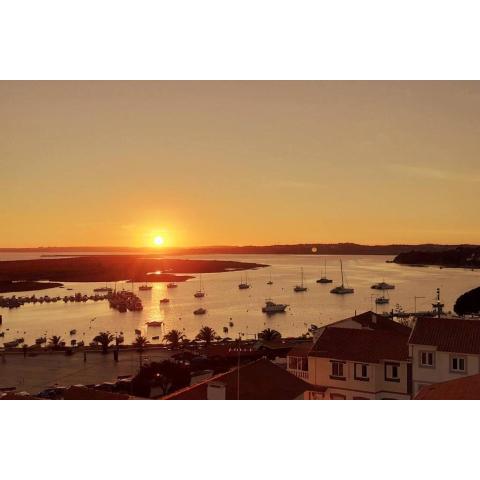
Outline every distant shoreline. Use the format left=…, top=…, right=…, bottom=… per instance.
left=1, top=243, right=478, bottom=256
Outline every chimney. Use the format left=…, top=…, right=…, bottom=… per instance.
left=371, top=313, right=377, bottom=325
left=207, top=381, right=226, bottom=400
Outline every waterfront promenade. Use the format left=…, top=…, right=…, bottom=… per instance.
left=0, top=349, right=173, bottom=394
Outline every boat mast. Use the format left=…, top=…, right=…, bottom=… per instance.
left=340, top=259, right=344, bottom=288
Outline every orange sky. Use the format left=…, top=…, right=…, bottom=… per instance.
left=1, top=81, right=480, bottom=248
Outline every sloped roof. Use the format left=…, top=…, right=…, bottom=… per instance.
left=310, top=327, right=410, bottom=363
left=163, top=358, right=311, bottom=400
left=415, top=374, right=480, bottom=400
left=409, top=317, right=480, bottom=354
left=328, top=311, right=411, bottom=335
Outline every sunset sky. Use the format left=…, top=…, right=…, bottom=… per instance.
left=1, top=81, right=480, bottom=248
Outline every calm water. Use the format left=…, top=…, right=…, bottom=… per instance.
left=1, top=253, right=479, bottom=345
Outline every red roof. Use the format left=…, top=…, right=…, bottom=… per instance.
left=409, top=317, right=480, bottom=354
left=329, top=311, right=411, bottom=335
left=163, top=358, right=311, bottom=400
left=415, top=374, right=480, bottom=400
left=287, top=342, right=313, bottom=358
left=310, top=327, right=410, bottom=363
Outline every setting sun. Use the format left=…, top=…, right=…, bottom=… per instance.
left=154, top=236, right=164, bottom=246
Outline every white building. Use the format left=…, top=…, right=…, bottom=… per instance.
left=301, top=325, right=412, bottom=399
left=409, top=316, right=480, bottom=396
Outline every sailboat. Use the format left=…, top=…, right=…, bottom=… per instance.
left=330, top=260, right=354, bottom=294
left=294, top=267, right=308, bottom=292
left=317, top=258, right=333, bottom=283
left=194, top=274, right=206, bottom=298
left=238, top=273, right=250, bottom=289
left=267, top=272, right=273, bottom=285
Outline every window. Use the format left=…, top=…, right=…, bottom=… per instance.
left=330, top=393, right=346, bottom=400
left=450, top=355, right=467, bottom=373
left=419, top=351, right=435, bottom=368
left=288, top=356, right=308, bottom=371
left=385, top=362, right=400, bottom=382
left=354, top=363, right=369, bottom=381
left=330, top=361, right=345, bottom=379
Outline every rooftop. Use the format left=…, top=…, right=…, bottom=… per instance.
left=163, top=358, right=311, bottom=400
left=409, top=316, right=480, bottom=354
left=415, top=374, right=480, bottom=400
left=310, top=327, right=410, bottom=363
left=328, top=310, right=412, bottom=335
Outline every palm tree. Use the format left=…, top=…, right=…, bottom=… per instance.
left=133, top=335, right=150, bottom=352
left=258, top=328, right=281, bottom=341
left=196, top=326, right=217, bottom=346
left=49, top=335, right=63, bottom=349
left=163, top=329, right=185, bottom=348
left=93, top=331, right=114, bottom=354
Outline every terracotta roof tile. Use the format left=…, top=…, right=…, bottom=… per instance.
left=415, top=374, right=480, bottom=400
left=409, top=317, right=480, bottom=354
left=163, top=358, right=311, bottom=400
left=310, top=327, right=409, bottom=363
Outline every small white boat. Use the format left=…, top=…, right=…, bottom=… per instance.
left=166, top=283, right=178, bottom=289
left=267, top=272, right=273, bottom=285
left=160, top=298, right=170, bottom=304
left=294, top=268, right=308, bottom=292
left=262, top=300, right=288, bottom=314
left=146, top=321, right=163, bottom=327
left=139, top=283, right=153, bottom=291
left=193, top=307, right=207, bottom=315
left=371, top=281, right=395, bottom=290
left=375, top=296, right=389, bottom=305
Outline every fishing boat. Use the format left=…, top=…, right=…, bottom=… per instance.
left=294, top=268, right=308, bottom=292
left=193, top=307, right=207, bottom=315
left=317, top=258, right=333, bottom=283
left=160, top=298, right=170, bottom=304
left=194, top=275, right=206, bottom=298
left=371, top=281, right=395, bottom=290
left=139, top=282, right=153, bottom=291
left=262, top=299, right=288, bottom=314
left=330, top=260, right=354, bottom=294
left=238, top=274, right=250, bottom=289
left=167, top=282, right=178, bottom=289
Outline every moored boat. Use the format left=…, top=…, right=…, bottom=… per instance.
left=262, top=300, right=288, bottom=314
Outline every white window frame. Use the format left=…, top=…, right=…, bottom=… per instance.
left=450, top=355, right=467, bottom=374
left=331, top=361, right=345, bottom=379
left=419, top=350, right=435, bottom=368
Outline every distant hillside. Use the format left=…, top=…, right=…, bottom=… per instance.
left=394, top=246, right=480, bottom=268
left=1, top=243, right=477, bottom=256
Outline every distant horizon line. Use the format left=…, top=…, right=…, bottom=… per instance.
left=0, top=242, right=478, bottom=252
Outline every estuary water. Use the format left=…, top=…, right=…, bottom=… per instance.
left=1, top=253, right=479, bottom=346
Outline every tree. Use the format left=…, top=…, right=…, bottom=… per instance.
left=131, top=360, right=190, bottom=397
left=49, top=335, right=63, bottom=350
left=133, top=335, right=150, bottom=352
left=163, top=329, right=186, bottom=348
left=258, top=328, right=281, bottom=341
left=454, top=287, right=480, bottom=316
left=196, top=326, right=216, bottom=346
left=93, top=331, right=114, bottom=354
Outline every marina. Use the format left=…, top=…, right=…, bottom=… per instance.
left=0, top=252, right=479, bottom=347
